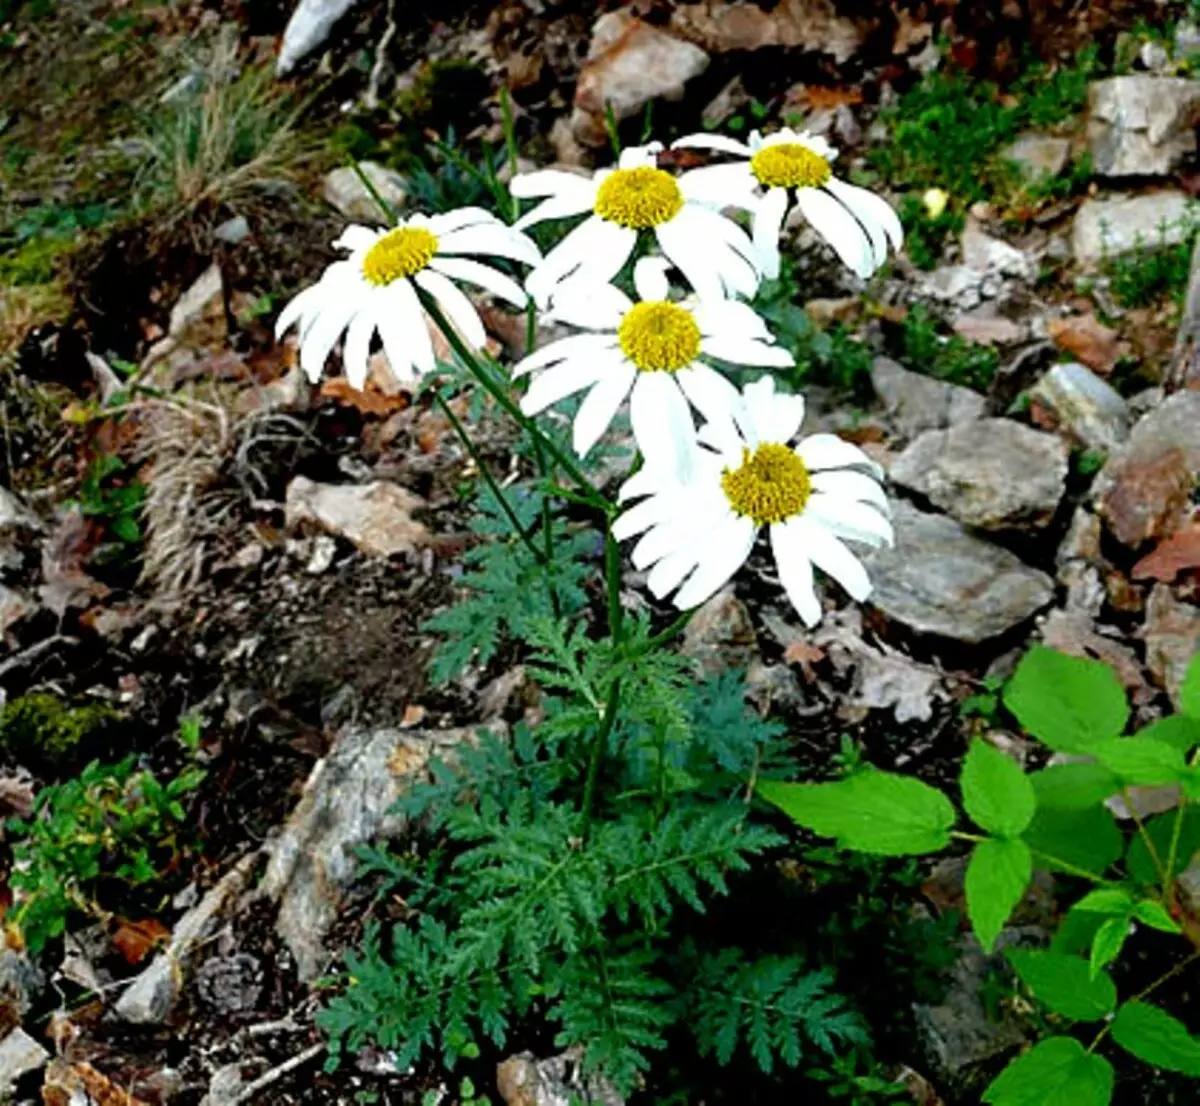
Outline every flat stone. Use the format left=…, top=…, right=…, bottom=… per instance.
left=1001, top=132, right=1072, bottom=179
left=669, top=0, right=864, bottom=63
left=961, top=220, right=1037, bottom=282
left=951, top=310, right=1023, bottom=346
left=1046, top=313, right=1129, bottom=375
left=571, top=12, right=709, bottom=147
left=277, top=0, right=360, bottom=75
left=0, top=1028, right=48, bottom=1097
left=1029, top=362, right=1131, bottom=453
left=680, top=587, right=758, bottom=676
left=1088, top=76, right=1200, bottom=177
left=321, top=162, right=406, bottom=224
left=890, top=418, right=1068, bottom=531
left=497, top=1049, right=624, bottom=1106
left=1094, top=391, right=1200, bottom=546
left=1145, top=584, right=1200, bottom=711
left=870, top=356, right=986, bottom=441
left=863, top=501, right=1054, bottom=642
left=1072, top=191, right=1193, bottom=265
left=169, top=263, right=224, bottom=337
left=0, top=487, right=38, bottom=534
left=213, top=215, right=251, bottom=244
left=285, top=477, right=429, bottom=559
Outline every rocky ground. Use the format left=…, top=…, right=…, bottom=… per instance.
left=2, top=0, right=1200, bottom=1103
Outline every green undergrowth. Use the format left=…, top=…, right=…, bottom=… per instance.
left=0, top=692, right=120, bottom=773
left=1105, top=214, right=1199, bottom=309
left=901, top=304, right=1000, bottom=391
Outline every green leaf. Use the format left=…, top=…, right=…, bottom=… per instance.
left=1090, top=916, right=1130, bottom=978
left=1127, top=809, right=1200, bottom=885
left=982, top=1036, right=1113, bottom=1106
left=961, top=740, right=1035, bottom=837
left=1006, top=948, right=1117, bottom=1021
left=966, top=838, right=1032, bottom=953
left=1092, top=738, right=1187, bottom=786
left=1132, top=899, right=1182, bottom=934
left=1073, top=888, right=1133, bottom=915
left=111, top=514, right=141, bottom=544
left=1113, top=1001, right=1200, bottom=1076
left=1003, top=646, right=1129, bottom=753
left=756, top=771, right=956, bottom=856
left=1031, top=762, right=1119, bottom=811
left=1135, top=715, right=1200, bottom=754
left=1181, top=653, right=1200, bottom=721
left=1023, top=806, right=1123, bottom=878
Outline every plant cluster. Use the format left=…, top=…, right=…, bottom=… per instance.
left=72, top=453, right=146, bottom=548
left=0, top=691, right=119, bottom=771
left=1105, top=213, right=1199, bottom=309
left=762, top=646, right=1200, bottom=1106
left=901, top=304, right=999, bottom=391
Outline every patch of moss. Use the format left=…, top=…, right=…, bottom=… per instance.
left=0, top=234, right=75, bottom=286
left=0, top=693, right=120, bottom=771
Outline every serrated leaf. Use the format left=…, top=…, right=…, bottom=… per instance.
left=1003, top=646, right=1129, bottom=753
left=1073, top=888, right=1133, bottom=915
left=1127, top=809, right=1200, bottom=885
left=1135, top=715, right=1200, bottom=754
left=1005, top=949, right=1116, bottom=1021
left=1090, top=916, right=1130, bottom=978
left=1132, top=899, right=1182, bottom=934
left=966, top=838, right=1032, bottom=953
left=1112, top=1001, right=1200, bottom=1076
left=1092, top=738, right=1187, bottom=786
left=1030, top=762, right=1120, bottom=811
left=982, top=1036, right=1113, bottom=1106
left=962, top=740, right=1035, bottom=837
left=756, top=772, right=956, bottom=856
left=1181, top=653, right=1200, bottom=721
left=1023, top=806, right=1123, bottom=878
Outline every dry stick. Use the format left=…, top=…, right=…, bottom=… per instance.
left=228, top=1042, right=325, bottom=1105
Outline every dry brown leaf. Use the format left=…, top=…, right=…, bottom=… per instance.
left=400, top=703, right=427, bottom=728
left=111, top=918, right=171, bottom=966
left=1047, top=314, right=1129, bottom=375
left=319, top=378, right=409, bottom=418
left=800, top=85, right=863, bottom=109
left=783, top=639, right=825, bottom=681
left=43, top=1059, right=150, bottom=1106
left=1132, top=523, right=1200, bottom=582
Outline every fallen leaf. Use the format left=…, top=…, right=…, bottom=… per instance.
left=38, top=507, right=110, bottom=618
left=43, top=1059, right=150, bottom=1106
left=319, top=378, right=409, bottom=417
left=1133, top=523, right=1200, bottom=582
left=111, top=918, right=171, bottom=965
left=1047, top=314, right=1130, bottom=375
left=783, top=639, right=825, bottom=681
left=400, top=703, right=427, bottom=728
left=800, top=85, right=863, bottom=109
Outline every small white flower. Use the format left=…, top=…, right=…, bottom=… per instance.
left=511, top=143, right=760, bottom=308
left=673, top=128, right=903, bottom=281
left=513, top=258, right=792, bottom=462
left=613, top=376, right=892, bottom=625
left=275, top=208, right=540, bottom=387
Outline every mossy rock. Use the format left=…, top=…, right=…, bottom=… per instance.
left=0, top=693, right=119, bottom=771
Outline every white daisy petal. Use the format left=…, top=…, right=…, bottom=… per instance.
left=614, top=490, right=689, bottom=542
left=334, top=225, right=381, bottom=253
left=275, top=283, right=322, bottom=340
left=437, top=224, right=541, bottom=265
left=672, top=514, right=757, bottom=609
left=790, top=515, right=872, bottom=601
left=794, top=186, right=872, bottom=279
left=414, top=269, right=487, bottom=350
left=629, top=372, right=698, bottom=483
left=797, top=433, right=884, bottom=479
left=632, top=496, right=728, bottom=567
left=618, top=143, right=661, bottom=169
left=702, top=334, right=794, bottom=368
left=741, top=376, right=805, bottom=444
left=526, top=218, right=636, bottom=307
left=520, top=355, right=618, bottom=415
left=648, top=547, right=705, bottom=601
left=426, top=207, right=502, bottom=235
left=392, top=278, right=435, bottom=375
left=770, top=522, right=822, bottom=627
left=805, top=494, right=894, bottom=548
left=513, top=192, right=596, bottom=231
left=677, top=163, right=759, bottom=207
left=654, top=218, right=725, bottom=303
left=300, top=297, right=359, bottom=381
left=513, top=333, right=620, bottom=378
left=674, top=362, right=743, bottom=432
left=342, top=311, right=375, bottom=389
left=572, top=363, right=638, bottom=456
left=617, top=466, right=667, bottom=504
left=377, top=303, right=416, bottom=382
left=671, top=133, right=754, bottom=157
left=693, top=298, right=773, bottom=342
left=751, top=186, right=789, bottom=281
left=509, top=169, right=596, bottom=200
left=825, top=177, right=904, bottom=253
left=428, top=256, right=527, bottom=307
left=547, top=281, right=633, bottom=330
left=679, top=203, right=759, bottom=266
left=633, top=257, right=672, bottom=303
left=810, top=469, right=891, bottom=515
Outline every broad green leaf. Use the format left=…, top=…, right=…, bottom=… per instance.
left=1132, top=899, right=1182, bottom=934
left=756, top=771, right=956, bottom=856
left=982, top=1036, right=1113, bottom=1106
left=1003, top=646, right=1129, bottom=753
left=1112, top=1001, right=1200, bottom=1076
left=1092, top=738, right=1187, bottom=786
left=1023, top=806, right=1123, bottom=879
left=1031, top=762, right=1119, bottom=811
left=1135, top=715, right=1200, bottom=754
left=1005, top=948, right=1116, bottom=1021
left=1073, top=888, right=1134, bottom=915
left=1181, top=653, right=1200, bottom=721
left=1053, top=905, right=1112, bottom=956
left=966, top=838, right=1032, bottom=953
left=1183, top=767, right=1200, bottom=801
left=962, top=740, right=1035, bottom=837
left=1090, top=916, right=1130, bottom=978
left=1127, top=809, right=1200, bottom=885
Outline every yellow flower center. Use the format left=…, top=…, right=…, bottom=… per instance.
left=361, top=226, right=439, bottom=286
left=749, top=142, right=832, bottom=190
left=594, top=167, right=684, bottom=229
left=721, top=443, right=812, bottom=526
left=618, top=301, right=702, bottom=372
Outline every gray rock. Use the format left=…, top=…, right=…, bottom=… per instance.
left=0, top=585, right=34, bottom=637
left=285, top=477, right=429, bottom=559
left=1178, top=21, right=1200, bottom=58
left=870, top=357, right=986, bottom=441
left=1001, top=132, right=1072, bottom=179
left=960, top=220, right=1038, bottom=282
left=115, top=853, right=259, bottom=1023
left=1088, top=76, right=1200, bottom=177
left=921, top=219, right=1037, bottom=309
left=200, top=1062, right=247, bottom=1106
left=214, top=215, right=251, bottom=244
left=263, top=723, right=498, bottom=979
left=863, top=501, right=1055, bottom=642
left=890, top=419, right=1068, bottom=531
left=680, top=587, right=758, bottom=676
left=169, top=263, right=224, bottom=337
left=277, top=0, right=360, bottom=75
left=1029, top=362, right=1131, bottom=452
left=0, top=487, right=38, bottom=535
left=0, top=951, right=42, bottom=1016
left=0, top=1028, right=49, bottom=1097
left=497, top=1048, right=624, bottom=1106
left=1145, top=584, right=1200, bottom=711
left=194, top=953, right=263, bottom=1014
left=1072, top=191, right=1194, bottom=265
left=321, top=162, right=406, bottom=224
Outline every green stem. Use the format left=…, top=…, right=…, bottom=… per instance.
left=629, top=608, right=696, bottom=658
left=1123, top=786, right=1169, bottom=887
left=431, top=390, right=546, bottom=567
left=1166, top=800, right=1188, bottom=901
left=532, top=436, right=561, bottom=620
left=952, top=832, right=1117, bottom=885
left=1089, top=949, right=1200, bottom=1053
left=350, top=160, right=399, bottom=226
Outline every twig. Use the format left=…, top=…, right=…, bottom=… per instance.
left=0, top=635, right=77, bottom=680
left=228, top=1042, right=324, bottom=1104
left=365, top=0, right=397, bottom=111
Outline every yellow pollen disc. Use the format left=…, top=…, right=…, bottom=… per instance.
left=361, top=226, right=439, bottom=286
left=721, top=443, right=812, bottom=526
left=749, top=142, right=832, bottom=190
left=594, top=167, right=684, bottom=229
left=618, top=301, right=702, bottom=373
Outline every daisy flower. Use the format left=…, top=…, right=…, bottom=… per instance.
left=513, top=258, right=793, bottom=464
left=672, top=128, right=903, bottom=281
left=275, top=208, right=540, bottom=387
left=510, top=143, right=760, bottom=308
left=613, top=376, right=892, bottom=626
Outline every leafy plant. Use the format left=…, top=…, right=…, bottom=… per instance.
left=896, top=192, right=964, bottom=270
left=901, top=304, right=999, bottom=391
left=74, top=453, right=146, bottom=545
left=0, top=692, right=119, bottom=771
left=1106, top=214, right=1198, bottom=309
left=759, top=646, right=1200, bottom=1106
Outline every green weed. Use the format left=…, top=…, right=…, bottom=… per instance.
left=896, top=193, right=964, bottom=270
left=1105, top=216, right=1197, bottom=308
left=901, top=305, right=999, bottom=391
left=0, top=692, right=119, bottom=772
left=73, top=454, right=146, bottom=546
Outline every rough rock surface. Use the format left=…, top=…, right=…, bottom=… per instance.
left=1088, top=76, right=1200, bottom=177
left=1093, top=391, right=1200, bottom=546
left=1144, top=584, right=1200, bottom=710
left=1029, top=362, right=1130, bottom=452
left=497, top=1049, right=624, bottom=1106
left=571, top=12, right=709, bottom=147
left=890, top=418, right=1068, bottom=531
left=1001, top=132, right=1071, bottom=179
left=863, top=502, right=1055, bottom=642
left=0, top=585, right=34, bottom=637
left=262, top=724, right=499, bottom=979
left=870, top=357, right=986, bottom=441
left=285, top=477, right=429, bottom=559
left=1072, top=191, right=1193, bottom=265
left=276, top=0, right=359, bottom=75
left=0, top=1028, right=48, bottom=1097
left=321, top=162, right=407, bottom=223
left=680, top=587, right=758, bottom=675
left=922, top=219, right=1037, bottom=309
left=668, top=0, right=864, bottom=62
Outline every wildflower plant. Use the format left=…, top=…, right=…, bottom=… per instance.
left=278, top=124, right=902, bottom=1093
